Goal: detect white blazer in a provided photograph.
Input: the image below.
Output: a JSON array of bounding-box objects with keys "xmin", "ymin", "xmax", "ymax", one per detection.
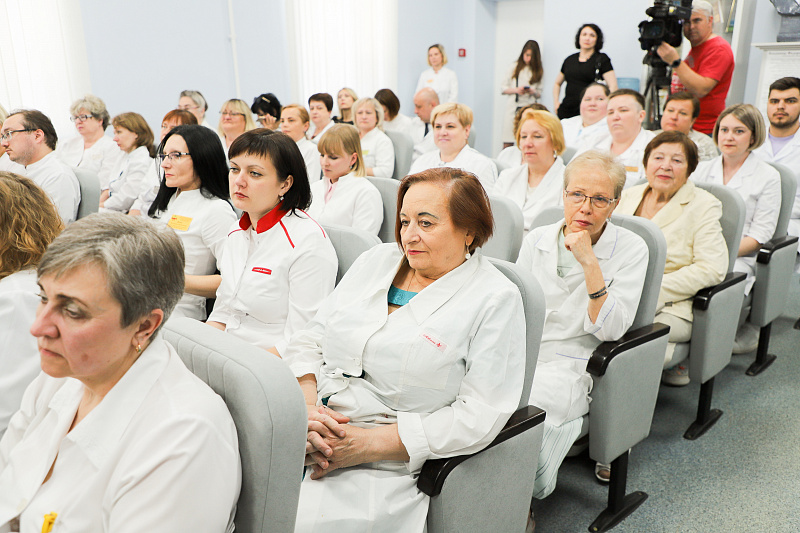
[
  {"xmin": 360, "ymin": 128, "xmax": 395, "ymax": 179},
  {"xmin": 0, "ymin": 337, "xmax": 240, "ymax": 533},
  {"xmin": 561, "ymin": 116, "xmax": 609, "ymax": 149},
  {"xmin": 308, "ymin": 173, "xmax": 383, "ymax": 235},
  {"xmin": 0, "ymin": 270, "xmax": 40, "ymax": 440},
  {"xmin": 149, "ymin": 189, "xmax": 237, "ymax": 320},
  {"xmin": 208, "ymin": 208, "xmax": 338, "ymax": 355},
  {"xmin": 57, "ymin": 135, "xmax": 122, "ymax": 189},
  {"xmin": 517, "ymin": 220, "xmax": 648, "ymax": 424},
  {"xmin": 753, "ymin": 132, "xmax": 800, "ymax": 237},
  {"xmin": 409, "ymin": 117, "xmax": 436, "ymax": 161},
  {"xmin": 496, "ymin": 146, "xmax": 522, "ymax": 170},
  {"xmin": 409, "ymin": 145, "xmax": 498, "ymax": 194},
  {"xmin": 285, "ymin": 244, "xmax": 525, "ymax": 532},
  {"xmin": 100, "ymin": 146, "xmax": 154, "ymax": 213},
  {"xmin": 296, "ymin": 137, "xmax": 321, "ymax": 181},
  {"xmin": 494, "ymin": 158, "xmax": 566, "ymax": 233},
  {"xmin": 576, "ymin": 128, "xmax": 656, "ymax": 188},
  {"xmin": 415, "ymin": 66, "xmax": 459, "ymax": 103},
  {"xmin": 308, "ymin": 120, "xmax": 334, "ymax": 144},
  {"xmin": 24, "ymin": 152, "xmax": 81, "ymax": 225}
]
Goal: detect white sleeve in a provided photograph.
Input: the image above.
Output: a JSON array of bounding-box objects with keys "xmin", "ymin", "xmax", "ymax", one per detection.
[
  {"xmin": 0, "ymin": 374, "xmax": 48, "ymax": 468},
  {"xmin": 448, "ymin": 69, "xmax": 459, "ymax": 103},
  {"xmin": 415, "ymin": 71, "xmax": 426, "ymax": 95},
  {"xmin": 207, "ymin": 234, "xmax": 238, "ymax": 326},
  {"xmin": 744, "ymin": 165, "xmax": 781, "ymax": 245},
  {"xmin": 371, "ymin": 134, "xmax": 395, "ymax": 178},
  {"xmin": 201, "ymin": 203, "xmax": 237, "ymax": 263},
  {"xmin": 351, "ymin": 184, "xmax": 384, "ymax": 235},
  {"xmin": 103, "ymin": 157, "xmax": 154, "ymax": 213},
  {"xmin": 97, "ymin": 144, "xmax": 124, "ymax": 189}
]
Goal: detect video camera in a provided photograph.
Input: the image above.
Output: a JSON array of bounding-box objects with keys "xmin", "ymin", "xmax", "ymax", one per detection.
[{"xmin": 639, "ymin": 0, "xmax": 693, "ymax": 67}]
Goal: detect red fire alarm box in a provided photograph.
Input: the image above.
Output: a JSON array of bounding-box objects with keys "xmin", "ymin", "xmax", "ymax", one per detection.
[{"xmin": 458, "ymin": 48, "xmax": 466, "ymax": 58}]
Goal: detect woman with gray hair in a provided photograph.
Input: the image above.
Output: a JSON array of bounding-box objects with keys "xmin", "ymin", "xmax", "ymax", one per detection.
[
  {"xmin": 178, "ymin": 89, "xmax": 213, "ymax": 130},
  {"xmin": 57, "ymin": 94, "xmax": 123, "ymax": 188},
  {"xmin": 517, "ymin": 150, "xmax": 648, "ymax": 499},
  {"xmin": 0, "ymin": 213, "xmax": 241, "ymax": 532}
]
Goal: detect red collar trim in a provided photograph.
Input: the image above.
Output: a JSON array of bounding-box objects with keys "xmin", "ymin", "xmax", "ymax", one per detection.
[{"xmin": 238, "ymin": 202, "xmax": 289, "ymax": 234}]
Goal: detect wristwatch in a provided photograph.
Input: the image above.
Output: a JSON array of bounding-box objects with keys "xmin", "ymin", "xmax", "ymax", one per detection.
[{"xmin": 670, "ymin": 58, "xmax": 682, "ymax": 69}]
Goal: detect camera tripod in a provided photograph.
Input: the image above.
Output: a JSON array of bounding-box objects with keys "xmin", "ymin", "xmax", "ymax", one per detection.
[{"xmin": 642, "ymin": 50, "xmax": 672, "ymax": 129}]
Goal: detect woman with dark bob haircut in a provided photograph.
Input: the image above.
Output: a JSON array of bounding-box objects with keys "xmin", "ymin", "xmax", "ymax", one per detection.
[
  {"xmin": 148, "ymin": 124, "xmax": 237, "ymax": 321},
  {"xmin": 208, "ymin": 129, "xmax": 337, "ymax": 357},
  {"xmin": 283, "ymin": 167, "xmax": 526, "ymax": 532}
]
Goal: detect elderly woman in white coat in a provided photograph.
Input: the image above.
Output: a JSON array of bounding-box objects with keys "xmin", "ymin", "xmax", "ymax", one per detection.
[
  {"xmin": 415, "ymin": 44, "xmax": 458, "ymax": 104},
  {"xmin": 516, "ymin": 150, "xmax": 648, "ymax": 499},
  {"xmin": 208, "ymin": 129, "xmax": 338, "ymax": 357},
  {"xmin": 308, "ymin": 124, "xmax": 383, "ymax": 235},
  {"xmin": 285, "ymin": 168, "xmax": 526, "ymax": 533},
  {"xmin": 0, "ymin": 174, "xmax": 62, "ymax": 439},
  {"xmin": 352, "ymin": 98, "xmax": 395, "ymax": 179},
  {"xmin": 0, "ymin": 213, "xmax": 240, "ymax": 533},
  {"xmin": 494, "ymin": 109, "xmax": 567, "ymax": 234},
  {"xmin": 280, "ymin": 104, "xmax": 321, "ymax": 181},
  {"xmin": 99, "ymin": 112, "xmax": 156, "ymax": 213}
]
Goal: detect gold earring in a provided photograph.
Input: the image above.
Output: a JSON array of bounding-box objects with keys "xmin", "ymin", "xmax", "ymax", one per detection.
[{"xmin": 136, "ymin": 344, "xmax": 142, "ymax": 354}]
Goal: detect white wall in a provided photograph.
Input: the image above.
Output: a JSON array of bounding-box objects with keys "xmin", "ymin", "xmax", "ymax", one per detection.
[{"xmin": 741, "ymin": 1, "xmax": 782, "ymax": 107}]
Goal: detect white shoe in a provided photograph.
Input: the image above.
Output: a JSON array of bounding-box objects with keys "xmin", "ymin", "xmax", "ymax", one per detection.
[{"xmin": 732, "ymin": 323, "xmax": 759, "ymax": 354}]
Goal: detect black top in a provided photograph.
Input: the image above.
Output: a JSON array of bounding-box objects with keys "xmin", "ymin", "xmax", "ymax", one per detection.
[
  {"xmin": 332, "ymin": 116, "xmax": 354, "ymax": 125},
  {"xmin": 558, "ymin": 52, "xmax": 613, "ymax": 119}
]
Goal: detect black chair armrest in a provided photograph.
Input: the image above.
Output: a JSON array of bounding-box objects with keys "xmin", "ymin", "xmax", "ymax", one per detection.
[
  {"xmin": 417, "ymin": 405, "xmax": 546, "ymax": 497},
  {"xmin": 693, "ymin": 272, "xmax": 747, "ymax": 311},
  {"xmin": 585, "ymin": 323, "xmax": 670, "ymax": 377},
  {"xmin": 757, "ymin": 235, "xmax": 799, "ymax": 264}
]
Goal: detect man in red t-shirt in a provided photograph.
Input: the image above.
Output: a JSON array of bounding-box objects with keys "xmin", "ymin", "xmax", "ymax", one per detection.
[{"xmin": 656, "ymin": 0, "xmax": 734, "ymax": 133}]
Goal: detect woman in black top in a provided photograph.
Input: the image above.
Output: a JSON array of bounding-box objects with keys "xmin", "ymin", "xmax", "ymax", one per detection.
[{"xmin": 553, "ymin": 23, "xmax": 618, "ymax": 120}]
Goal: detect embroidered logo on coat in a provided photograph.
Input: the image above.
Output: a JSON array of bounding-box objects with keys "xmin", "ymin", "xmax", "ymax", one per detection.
[
  {"xmin": 252, "ymin": 267, "xmax": 272, "ymax": 275},
  {"xmin": 420, "ymin": 332, "xmax": 447, "ymax": 352}
]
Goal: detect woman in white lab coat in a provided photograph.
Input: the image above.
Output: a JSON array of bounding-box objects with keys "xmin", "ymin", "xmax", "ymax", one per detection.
[
  {"xmin": 147, "ymin": 125, "xmax": 237, "ymax": 321},
  {"xmin": 284, "ymin": 168, "xmax": 526, "ymax": 533},
  {"xmin": 0, "ymin": 174, "xmax": 63, "ymax": 440},
  {"xmin": 99, "ymin": 112, "xmax": 156, "ymax": 213},
  {"xmin": 307, "ymin": 124, "xmax": 383, "ymax": 235},
  {"xmin": 352, "ymin": 97, "xmax": 395, "ymax": 179},
  {"xmin": 494, "ymin": 109, "xmax": 567, "ymax": 234},
  {"xmin": 0, "ymin": 214, "xmax": 240, "ymax": 533},
  {"xmin": 516, "ymin": 150, "xmax": 648, "ymax": 499},
  {"xmin": 279, "ymin": 104, "xmax": 321, "ymax": 181},
  {"xmin": 415, "ymin": 43, "xmax": 459, "ymax": 104},
  {"xmin": 207, "ymin": 129, "xmax": 338, "ymax": 356},
  {"xmin": 218, "ymin": 98, "xmax": 257, "ymax": 151},
  {"xmin": 375, "ymin": 88, "xmax": 414, "ymax": 138}
]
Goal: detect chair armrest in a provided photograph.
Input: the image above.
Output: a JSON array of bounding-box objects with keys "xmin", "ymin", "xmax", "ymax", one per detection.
[
  {"xmin": 757, "ymin": 235, "xmax": 799, "ymax": 264},
  {"xmin": 693, "ymin": 272, "xmax": 747, "ymax": 311},
  {"xmin": 417, "ymin": 405, "xmax": 546, "ymax": 497},
  {"xmin": 586, "ymin": 323, "xmax": 670, "ymax": 377}
]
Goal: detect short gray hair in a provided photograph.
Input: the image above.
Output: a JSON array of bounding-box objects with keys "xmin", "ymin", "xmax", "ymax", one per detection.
[
  {"xmin": 69, "ymin": 94, "xmax": 111, "ymax": 129},
  {"xmin": 38, "ymin": 213, "xmax": 185, "ymax": 332},
  {"xmin": 180, "ymin": 89, "xmax": 208, "ymax": 112},
  {"xmin": 564, "ymin": 150, "xmax": 627, "ymax": 199},
  {"xmin": 692, "ymin": 0, "xmax": 713, "ymax": 18}
]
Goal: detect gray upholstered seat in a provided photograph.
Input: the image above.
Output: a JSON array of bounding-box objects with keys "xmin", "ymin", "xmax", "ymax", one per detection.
[
  {"xmin": 492, "ymin": 157, "xmax": 510, "ymax": 174},
  {"xmin": 365, "ymin": 176, "xmax": 400, "ymax": 244},
  {"xmin": 480, "ymin": 195, "xmax": 524, "ymax": 262},
  {"xmin": 322, "ymin": 223, "xmax": 381, "ymax": 284},
  {"xmin": 561, "ymin": 146, "xmax": 577, "ymax": 164},
  {"xmin": 384, "ymin": 130, "xmax": 413, "ymax": 180},
  {"xmin": 72, "ymin": 167, "xmax": 99, "ymax": 219},
  {"xmin": 162, "ymin": 318, "xmax": 307, "ymax": 533}
]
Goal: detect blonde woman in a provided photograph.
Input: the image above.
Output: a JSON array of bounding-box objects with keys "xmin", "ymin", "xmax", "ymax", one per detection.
[
  {"xmin": 352, "ymin": 97, "xmax": 395, "ymax": 178},
  {"xmin": 333, "ymin": 88, "xmax": 358, "ymax": 125},
  {"xmin": 280, "ymin": 104, "xmax": 321, "ymax": 181},
  {"xmin": 416, "ymin": 44, "xmax": 458, "ymax": 103},
  {"xmin": 217, "ymin": 98, "xmax": 257, "ymax": 150},
  {"xmin": 308, "ymin": 124, "xmax": 382, "ymax": 235}
]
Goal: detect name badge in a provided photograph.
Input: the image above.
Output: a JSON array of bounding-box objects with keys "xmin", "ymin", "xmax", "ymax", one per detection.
[
  {"xmin": 167, "ymin": 215, "xmax": 192, "ymax": 231},
  {"xmin": 420, "ymin": 332, "xmax": 447, "ymax": 352},
  {"xmin": 625, "ymin": 166, "xmax": 639, "ymax": 173},
  {"xmin": 252, "ymin": 267, "xmax": 272, "ymax": 275}
]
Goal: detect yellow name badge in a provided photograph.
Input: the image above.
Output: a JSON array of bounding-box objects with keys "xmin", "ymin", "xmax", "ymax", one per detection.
[
  {"xmin": 167, "ymin": 215, "xmax": 193, "ymax": 231},
  {"xmin": 625, "ymin": 166, "xmax": 639, "ymax": 173}
]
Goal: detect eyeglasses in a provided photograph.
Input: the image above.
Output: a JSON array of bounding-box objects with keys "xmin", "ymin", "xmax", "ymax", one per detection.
[
  {"xmin": 177, "ymin": 105, "xmax": 199, "ymax": 111},
  {"xmin": 156, "ymin": 152, "xmax": 191, "ymax": 164},
  {"xmin": 220, "ymin": 111, "xmax": 246, "ymax": 117},
  {"xmin": 564, "ymin": 190, "xmax": 616, "ymax": 209},
  {"xmin": 0, "ymin": 129, "xmax": 33, "ymax": 142},
  {"xmin": 70, "ymin": 114, "xmax": 94, "ymax": 123}
]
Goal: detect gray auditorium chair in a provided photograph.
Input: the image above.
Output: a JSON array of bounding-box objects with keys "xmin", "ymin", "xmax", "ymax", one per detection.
[
  {"xmin": 492, "ymin": 157, "xmax": 510, "ymax": 174},
  {"xmin": 480, "ymin": 195, "xmax": 524, "ymax": 262},
  {"xmin": 562, "ymin": 146, "xmax": 577, "ymax": 164},
  {"xmin": 467, "ymin": 129, "xmax": 476, "ymax": 148},
  {"xmin": 384, "ymin": 130, "xmax": 413, "ymax": 180},
  {"xmin": 366, "ymin": 176, "xmax": 400, "ymax": 244},
  {"xmin": 162, "ymin": 318, "xmax": 307, "ymax": 533},
  {"xmin": 530, "ymin": 208, "xmax": 670, "ymax": 532},
  {"xmin": 740, "ymin": 162, "xmax": 799, "ymax": 375},
  {"xmin": 72, "ymin": 167, "xmax": 100, "ymax": 219},
  {"xmin": 322, "ymin": 223, "xmax": 381, "ymax": 284}
]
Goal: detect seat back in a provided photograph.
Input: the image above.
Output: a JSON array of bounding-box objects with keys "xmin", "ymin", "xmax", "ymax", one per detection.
[
  {"xmin": 562, "ymin": 146, "xmax": 577, "ymax": 164},
  {"xmin": 468, "ymin": 129, "xmax": 476, "ymax": 148},
  {"xmin": 492, "ymin": 158, "xmax": 510, "ymax": 174},
  {"xmin": 366, "ymin": 177, "xmax": 400, "ymax": 244},
  {"xmin": 768, "ymin": 161, "xmax": 796, "ymax": 239},
  {"xmin": 323, "ymin": 223, "xmax": 382, "ymax": 284},
  {"xmin": 693, "ymin": 182, "xmax": 746, "ymax": 274},
  {"xmin": 72, "ymin": 167, "xmax": 100, "ymax": 219},
  {"xmin": 162, "ymin": 317, "xmax": 307, "ymax": 533},
  {"xmin": 384, "ymin": 130, "xmax": 413, "ymax": 180},
  {"xmin": 480, "ymin": 195, "xmax": 524, "ymax": 262}
]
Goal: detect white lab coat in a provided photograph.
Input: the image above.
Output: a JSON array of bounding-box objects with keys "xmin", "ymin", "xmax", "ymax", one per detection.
[
  {"xmin": 360, "ymin": 128, "xmax": 395, "ymax": 179},
  {"xmin": 308, "ymin": 120, "xmax": 334, "ymax": 144},
  {"xmin": 0, "ymin": 154, "xmax": 24, "ymax": 174},
  {"xmin": 284, "ymin": 244, "xmax": 525, "ymax": 533},
  {"xmin": 754, "ymin": 132, "xmax": 800, "ymax": 237},
  {"xmin": 100, "ymin": 146, "xmax": 154, "ymax": 213},
  {"xmin": 576, "ymin": 128, "xmax": 656, "ymax": 188},
  {"xmin": 494, "ymin": 158, "xmax": 566, "ymax": 233},
  {"xmin": 57, "ymin": 135, "xmax": 122, "ymax": 190},
  {"xmin": 517, "ymin": 220, "xmax": 648, "ymax": 425},
  {"xmin": 208, "ymin": 208, "xmax": 338, "ymax": 355},
  {"xmin": 692, "ymin": 153, "xmax": 781, "ymax": 294},
  {"xmin": 415, "ymin": 66, "xmax": 459, "ymax": 103},
  {"xmin": 296, "ymin": 137, "xmax": 321, "ymax": 181},
  {"xmin": 149, "ymin": 189, "xmax": 237, "ymax": 320},
  {"xmin": 409, "ymin": 117, "xmax": 437, "ymax": 162},
  {"xmin": 383, "ymin": 113, "xmax": 414, "ymax": 138},
  {"xmin": 24, "ymin": 152, "xmax": 81, "ymax": 225},
  {"xmin": 561, "ymin": 116, "xmax": 609, "ymax": 149},
  {"xmin": 496, "ymin": 146, "xmax": 522, "ymax": 170},
  {"xmin": 0, "ymin": 270, "xmax": 40, "ymax": 441},
  {"xmin": 0, "ymin": 336, "xmax": 240, "ymax": 533},
  {"xmin": 410, "ymin": 145, "xmax": 498, "ymax": 194},
  {"xmin": 129, "ymin": 167, "xmax": 160, "ymax": 215},
  {"xmin": 308, "ymin": 173, "xmax": 383, "ymax": 235}
]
